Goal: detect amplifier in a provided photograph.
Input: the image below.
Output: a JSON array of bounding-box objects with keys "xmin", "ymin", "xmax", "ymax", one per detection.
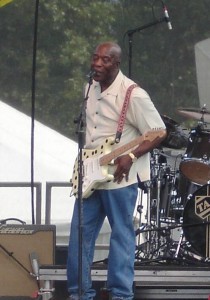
[{"xmin": 0, "ymin": 224, "xmax": 56, "ymax": 296}]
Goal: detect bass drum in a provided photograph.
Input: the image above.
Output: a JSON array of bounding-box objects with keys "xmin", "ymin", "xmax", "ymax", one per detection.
[{"xmin": 183, "ymin": 184, "xmax": 210, "ymax": 258}]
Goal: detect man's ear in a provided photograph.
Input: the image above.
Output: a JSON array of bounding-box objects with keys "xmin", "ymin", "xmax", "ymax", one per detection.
[{"xmin": 115, "ymin": 61, "xmax": 120, "ymax": 69}]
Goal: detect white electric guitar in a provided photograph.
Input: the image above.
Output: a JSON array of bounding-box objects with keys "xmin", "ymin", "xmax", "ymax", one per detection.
[{"xmin": 70, "ymin": 129, "xmax": 165, "ymax": 198}]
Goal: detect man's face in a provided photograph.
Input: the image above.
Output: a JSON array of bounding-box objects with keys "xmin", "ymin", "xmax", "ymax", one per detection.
[{"xmin": 90, "ymin": 44, "xmax": 119, "ymax": 84}]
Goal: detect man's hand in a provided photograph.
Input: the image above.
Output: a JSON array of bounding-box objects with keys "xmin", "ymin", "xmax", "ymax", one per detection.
[{"xmin": 113, "ymin": 154, "xmax": 133, "ymax": 183}]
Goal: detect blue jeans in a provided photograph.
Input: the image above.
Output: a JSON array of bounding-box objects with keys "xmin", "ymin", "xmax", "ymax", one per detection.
[{"xmin": 67, "ymin": 183, "xmax": 138, "ymax": 300}]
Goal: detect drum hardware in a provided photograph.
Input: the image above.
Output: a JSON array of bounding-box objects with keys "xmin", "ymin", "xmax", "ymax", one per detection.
[
  {"xmin": 135, "ymin": 222, "xmax": 189, "ymax": 263},
  {"xmin": 135, "ymin": 223, "xmax": 172, "ymax": 260},
  {"xmin": 145, "ymin": 181, "xmax": 152, "ymax": 238},
  {"xmin": 136, "ymin": 183, "xmax": 147, "ymax": 226},
  {"xmin": 135, "ymin": 149, "xmax": 182, "ymax": 260},
  {"xmin": 135, "ymin": 208, "xmax": 210, "ymax": 265},
  {"xmin": 136, "ymin": 204, "xmax": 144, "ymax": 218},
  {"xmin": 135, "ymin": 184, "xmax": 149, "ymax": 251},
  {"xmin": 149, "ymin": 149, "xmax": 173, "ymax": 251},
  {"xmin": 154, "ymin": 155, "xmax": 182, "ymax": 222},
  {"xmin": 171, "ymin": 241, "xmax": 209, "ymax": 266},
  {"xmin": 136, "ymin": 180, "xmax": 159, "ymax": 259},
  {"xmin": 150, "ymin": 149, "xmax": 174, "ymax": 220},
  {"xmin": 135, "ymin": 230, "xmax": 160, "ymax": 260},
  {"xmin": 163, "ymin": 169, "xmax": 181, "ymax": 220},
  {"xmin": 136, "ymin": 142, "xmax": 210, "ymax": 264},
  {"xmin": 174, "ymin": 229, "xmax": 184, "ymax": 258}
]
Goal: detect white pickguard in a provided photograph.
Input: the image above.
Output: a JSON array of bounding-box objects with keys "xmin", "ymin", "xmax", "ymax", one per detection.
[
  {"xmin": 82, "ymin": 154, "xmax": 114, "ymax": 196},
  {"xmin": 71, "ymin": 137, "xmax": 115, "ymax": 198}
]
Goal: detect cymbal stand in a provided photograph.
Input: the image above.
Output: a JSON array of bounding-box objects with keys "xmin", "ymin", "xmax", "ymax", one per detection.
[
  {"xmin": 136, "ymin": 186, "xmax": 145, "ymax": 228},
  {"xmin": 135, "ymin": 179, "xmax": 161, "ymax": 260},
  {"xmin": 150, "ymin": 149, "xmax": 177, "ymax": 257},
  {"xmin": 145, "ymin": 180, "xmax": 153, "ymax": 256},
  {"xmin": 146, "ymin": 181, "xmax": 151, "ymax": 230},
  {"xmin": 138, "ymin": 150, "xmax": 165, "ymax": 258},
  {"xmin": 136, "ymin": 150, "xmax": 176, "ymax": 260},
  {"xmin": 152, "ymin": 149, "xmax": 164, "ymax": 250},
  {"xmin": 135, "ymin": 181, "xmax": 151, "ymax": 259}
]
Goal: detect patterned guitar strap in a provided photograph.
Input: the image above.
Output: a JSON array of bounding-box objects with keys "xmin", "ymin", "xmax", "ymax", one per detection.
[{"xmin": 115, "ymin": 83, "xmax": 139, "ymax": 143}]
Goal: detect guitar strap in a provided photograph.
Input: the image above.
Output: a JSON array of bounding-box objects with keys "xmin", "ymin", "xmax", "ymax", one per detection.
[{"xmin": 115, "ymin": 83, "xmax": 138, "ymax": 143}]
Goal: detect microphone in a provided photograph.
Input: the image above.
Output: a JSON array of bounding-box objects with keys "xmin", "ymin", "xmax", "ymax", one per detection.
[
  {"xmin": 86, "ymin": 69, "xmax": 96, "ymax": 79},
  {"xmin": 163, "ymin": 4, "xmax": 172, "ymax": 30},
  {"xmin": 29, "ymin": 252, "xmax": 39, "ymax": 280}
]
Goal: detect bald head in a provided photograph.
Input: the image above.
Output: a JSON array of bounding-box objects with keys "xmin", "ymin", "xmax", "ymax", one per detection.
[{"xmin": 96, "ymin": 42, "xmax": 121, "ymax": 63}]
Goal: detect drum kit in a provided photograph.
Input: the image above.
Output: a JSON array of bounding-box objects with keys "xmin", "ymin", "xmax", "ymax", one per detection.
[{"xmin": 136, "ymin": 106, "xmax": 210, "ymax": 264}]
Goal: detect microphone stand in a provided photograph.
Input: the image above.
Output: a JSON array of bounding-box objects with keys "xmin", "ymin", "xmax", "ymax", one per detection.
[
  {"xmin": 126, "ymin": 17, "xmax": 168, "ymax": 78},
  {"xmin": 74, "ymin": 75, "xmax": 93, "ymax": 299}
]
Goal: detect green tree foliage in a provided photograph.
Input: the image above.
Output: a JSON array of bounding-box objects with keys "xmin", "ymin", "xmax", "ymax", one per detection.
[
  {"xmin": 0, "ymin": 0, "xmax": 209, "ymax": 139},
  {"xmin": 114, "ymin": 0, "xmax": 210, "ymax": 121},
  {"xmin": 0, "ymin": 0, "xmax": 117, "ymax": 139}
]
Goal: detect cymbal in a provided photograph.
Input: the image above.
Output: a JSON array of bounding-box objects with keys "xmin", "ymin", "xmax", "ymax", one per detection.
[{"xmin": 177, "ymin": 107, "xmax": 210, "ymax": 123}]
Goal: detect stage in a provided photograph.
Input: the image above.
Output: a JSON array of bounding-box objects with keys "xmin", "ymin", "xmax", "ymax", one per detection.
[{"xmin": 38, "ymin": 259, "xmax": 210, "ymax": 300}]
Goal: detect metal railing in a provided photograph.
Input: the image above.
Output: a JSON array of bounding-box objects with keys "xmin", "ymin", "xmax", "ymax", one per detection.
[
  {"xmin": 45, "ymin": 181, "xmax": 72, "ymax": 224},
  {"xmin": 0, "ymin": 181, "xmax": 73, "ymax": 225},
  {"xmin": 0, "ymin": 182, "xmax": 42, "ymax": 224}
]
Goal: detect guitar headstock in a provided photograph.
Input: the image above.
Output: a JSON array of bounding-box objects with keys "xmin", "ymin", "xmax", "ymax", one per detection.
[{"xmin": 144, "ymin": 128, "xmax": 166, "ymax": 141}]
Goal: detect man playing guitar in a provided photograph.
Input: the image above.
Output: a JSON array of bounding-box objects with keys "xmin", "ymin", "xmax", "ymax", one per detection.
[{"xmin": 67, "ymin": 41, "xmax": 166, "ymax": 300}]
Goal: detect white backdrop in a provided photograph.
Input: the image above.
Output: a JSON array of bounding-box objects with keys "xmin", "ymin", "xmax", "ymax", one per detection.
[
  {"xmin": 0, "ymin": 100, "xmax": 78, "ymax": 241},
  {"xmin": 0, "ymin": 100, "xmax": 113, "ymax": 260},
  {"xmin": 195, "ymin": 38, "xmax": 210, "ymax": 109}
]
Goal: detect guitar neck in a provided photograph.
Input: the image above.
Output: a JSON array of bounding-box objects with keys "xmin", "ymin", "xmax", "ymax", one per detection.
[
  {"xmin": 99, "ymin": 129, "xmax": 165, "ymax": 166},
  {"xmin": 100, "ymin": 135, "xmax": 144, "ymax": 166}
]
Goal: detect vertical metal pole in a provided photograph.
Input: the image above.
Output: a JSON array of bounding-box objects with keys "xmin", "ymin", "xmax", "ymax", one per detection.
[{"xmin": 31, "ymin": 0, "xmax": 40, "ymax": 224}]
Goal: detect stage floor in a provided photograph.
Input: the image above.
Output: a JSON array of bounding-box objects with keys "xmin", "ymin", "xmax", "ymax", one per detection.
[{"xmin": 38, "ymin": 259, "xmax": 210, "ymax": 300}]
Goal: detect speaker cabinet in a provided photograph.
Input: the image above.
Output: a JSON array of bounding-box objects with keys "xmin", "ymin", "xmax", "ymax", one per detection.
[{"xmin": 0, "ymin": 224, "xmax": 56, "ymax": 296}]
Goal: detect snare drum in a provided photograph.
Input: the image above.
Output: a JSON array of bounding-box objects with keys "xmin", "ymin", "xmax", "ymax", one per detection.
[{"xmin": 180, "ymin": 158, "xmax": 210, "ymax": 186}]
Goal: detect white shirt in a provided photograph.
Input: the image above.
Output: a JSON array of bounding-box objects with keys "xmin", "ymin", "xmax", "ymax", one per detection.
[{"xmin": 85, "ymin": 70, "xmax": 166, "ymax": 189}]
